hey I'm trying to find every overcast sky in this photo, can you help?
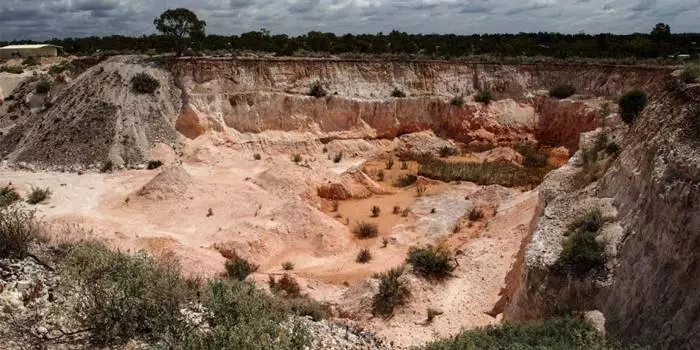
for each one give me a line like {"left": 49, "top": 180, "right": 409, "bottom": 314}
{"left": 1, "top": 0, "right": 699, "bottom": 41}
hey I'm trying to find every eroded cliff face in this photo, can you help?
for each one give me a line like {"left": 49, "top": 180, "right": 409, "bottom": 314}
{"left": 506, "top": 75, "right": 700, "bottom": 349}
{"left": 170, "top": 59, "right": 670, "bottom": 153}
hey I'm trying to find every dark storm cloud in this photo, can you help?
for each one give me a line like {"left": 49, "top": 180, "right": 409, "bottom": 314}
{"left": 1, "top": 0, "right": 699, "bottom": 41}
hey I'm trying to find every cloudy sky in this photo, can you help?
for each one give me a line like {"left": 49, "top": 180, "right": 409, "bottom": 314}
{"left": 1, "top": 0, "right": 699, "bottom": 41}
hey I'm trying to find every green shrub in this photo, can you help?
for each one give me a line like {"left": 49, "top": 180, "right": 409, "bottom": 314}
{"left": 439, "top": 146, "right": 457, "bottom": 158}
{"left": 22, "top": 56, "right": 38, "bottom": 66}
{"left": 450, "top": 94, "right": 464, "bottom": 107}
{"left": 372, "top": 266, "right": 410, "bottom": 317}
{"left": 605, "top": 142, "right": 621, "bottom": 156}
{"left": 254, "top": 153, "right": 262, "bottom": 160}
{"left": 48, "top": 61, "right": 72, "bottom": 75}
{"left": 269, "top": 273, "right": 301, "bottom": 297}
{"left": 100, "top": 160, "right": 114, "bottom": 173}
{"left": 333, "top": 153, "right": 343, "bottom": 163}
{"left": 391, "top": 87, "right": 407, "bottom": 98}
{"left": 385, "top": 159, "right": 395, "bottom": 170}
{"left": 619, "top": 90, "right": 647, "bottom": 124}
{"left": 549, "top": 84, "right": 576, "bottom": 99}
{"left": 0, "top": 185, "right": 21, "bottom": 207}
{"left": 393, "top": 174, "right": 418, "bottom": 187}
{"left": 283, "top": 296, "right": 331, "bottom": 321}
{"left": 309, "top": 81, "right": 327, "bottom": 97}
{"left": 225, "top": 256, "right": 259, "bottom": 281}
{"left": 406, "top": 245, "right": 455, "bottom": 279}
{"left": 35, "top": 79, "right": 51, "bottom": 94}
{"left": 0, "top": 66, "right": 23, "bottom": 74}
{"left": 130, "top": 72, "right": 160, "bottom": 94}
{"left": 468, "top": 208, "right": 484, "bottom": 221}
{"left": 292, "top": 154, "right": 302, "bottom": 163}
{"left": 282, "top": 261, "right": 295, "bottom": 271}
{"left": 474, "top": 89, "right": 492, "bottom": 104}
{"left": 401, "top": 161, "right": 409, "bottom": 170}
{"left": 0, "top": 205, "right": 41, "bottom": 259}
{"left": 354, "top": 221, "right": 379, "bottom": 239}
{"left": 60, "top": 242, "right": 191, "bottom": 345}
{"left": 418, "top": 316, "right": 616, "bottom": 350}
{"left": 356, "top": 248, "right": 372, "bottom": 263}
{"left": 371, "top": 205, "right": 381, "bottom": 217}
{"left": 559, "top": 209, "right": 606, "bottom": 277}
{"left": 26, "top": 187, "right": 51, "bottom": 205}
{"left": 185, "top": 279, "right": 310, "bottom": 349}
{"left": 147, "top": 160, "right": 163, "bottom": 170}
{"left": 680, "top": 63, "right": 700, "bottom": 83}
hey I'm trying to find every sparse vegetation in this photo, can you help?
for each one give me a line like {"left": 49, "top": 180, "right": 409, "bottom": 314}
{"left": 60, "top": 242, "right": 192, "bottom": 345}
{"left": 407, "top": 245, "right": 455, "bottom": 279}
{"left": 147, "top": 160, "right": 163, "bottom": 169}
{"left": 605, "top": 142, "right": 621, "bottom": 156}
{"left": 619, "top": 90, "right": 647, "bottom": 124}
{"left": 391, "top": 87, "right": 407, "bottom": 98}
{"left": 0, "top": 205, "right": 42, "bottom": 259}
{"left": 469, "top": 207, "right": 484, "bottom": 221}
{"left": 401, "top": 161, "right": 409, "bottom": 170}
{"left": 426, "top": 308, "right": 444, "bottom": 324}
{"left": 377, "top": 170, "right": 385, "bottom": 181}
{"left": 416, "top": 155, "right": 549, "bottom": 187}
{"left": 382, "top": 237, "right": 390, "bottom": 248}
{"left": 371, "top": 205, "right": 381, "bottom": 217}
{"left": 292, "top": 154, "right": 302, "bottom": 163}
{"left": 48, "top": 61, "right": 73, "bottom": 75}
{"left": 253, "top": 153, "right": 262, "bottom": 160}
{"left": 439, "top": 146, "right": 457, "bottom": 158}
{"left": 354, "top": 221, "right": 379, "bottom": 239}
{"left": 450, "top": 94, "right": 465, "bottom": 107}
{"left": 22, "top": 56, "right": 38, "bottom": 66}
{"left": 416, "top": 185, "right": 426, "bottom": 197}
{"left": 333, "top": 152, "right": 343, "bottom": 163}
{"left": 0, "top": 185, "right": 21, "bottom": 207}
{"left": 516, "top": 143, "right": 549, "bottom": 168}
{"left": 35, "top": 79, "right": 51, "bottom": 94}
{"left": 680, "top": 63, "right": 700, "bottom": 83}
{"left": 309, "top": 80, "right": 327, "bottom": 97}
{"left": 100, "top": 160, "right": 114, "bottom": 173}
{"left": 393, "top": 174, "right": 418, "bottom": 187}
{"left": 269, "top": 273, "right": 301, "bottom": 297}
{"left": 385, "top": 158, "right": 395, "bottom": 170}
{"left": 474, "top": 89, "right": 492, "bottom": 104}
{"left": 225, "top": 256, "right": 259, "bottom": 281}
{"left": 331, "top": 200, "right": 339, "bottom": 212}
{"left": 549, "top": 84, "right": 576, "bottom": 99}
{"left": 356, "top": 248, "right": 372, "bottom": 263}
{"left": 559, "top": 208, "right": 606, "bottom": 277}
{"left": 372, "top": 266, "right": 411, "bottom": 317}
{"left": 393, "top": 206, "right": 401, "bottom": 215}
{"left": 0, "top": 66, "right": 23, "bottom": 74}
{"left": 26, "top": 187, "right": 51, "bottom": 205}
{"left": 130, "top": 72, "right": 160, "bottom": 94}
{"left": 418, "top": 316, "right": 618, "bottom": 350}
{"left": 282, "top": 261, "right": 295, "bottom": 271}
{"left": 401, "top": 208, "right": 411, "bottom": 217}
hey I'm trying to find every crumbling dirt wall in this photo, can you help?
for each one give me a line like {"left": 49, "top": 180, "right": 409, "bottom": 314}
{"left": 506, "top": 75, "right": 700, "bottom": 349}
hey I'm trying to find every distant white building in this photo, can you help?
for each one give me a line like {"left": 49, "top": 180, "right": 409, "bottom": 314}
{"left": 0, "top": 44, "right": 63, "bottom": 59}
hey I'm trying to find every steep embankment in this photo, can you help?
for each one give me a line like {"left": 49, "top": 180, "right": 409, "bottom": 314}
{"left": 506, "top": 74, "right": 700, "bottom": 348}
{"left": 171, "top": 59, "right": 668, "bottom": 151}
{"left": 0, "top": 57, "right": 670, "bottom": 168}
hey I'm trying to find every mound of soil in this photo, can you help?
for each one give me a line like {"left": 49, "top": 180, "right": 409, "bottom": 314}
{"left": 137, "top": 165, "right": 192, "bottom": 200}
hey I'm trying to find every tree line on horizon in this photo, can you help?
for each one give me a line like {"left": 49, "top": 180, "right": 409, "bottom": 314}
{"left": 1, "top": 9, "right": 697, "bottom": 60}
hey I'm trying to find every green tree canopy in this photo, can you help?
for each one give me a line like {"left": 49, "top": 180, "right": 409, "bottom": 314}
{"left": 651, "top": 23, "right": 671, "bottom": 41}
{"left": 154, "top": 8, "right": 206, "bottom": 56}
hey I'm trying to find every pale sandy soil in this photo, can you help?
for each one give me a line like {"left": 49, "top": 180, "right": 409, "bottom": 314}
{"left": 0, "top": 137, "right": 538, "bottom": 348}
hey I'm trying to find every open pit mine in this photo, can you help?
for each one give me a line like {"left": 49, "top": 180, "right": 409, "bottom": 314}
{"left": 0, "top": 56, "right": 697, "bottom": 349}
